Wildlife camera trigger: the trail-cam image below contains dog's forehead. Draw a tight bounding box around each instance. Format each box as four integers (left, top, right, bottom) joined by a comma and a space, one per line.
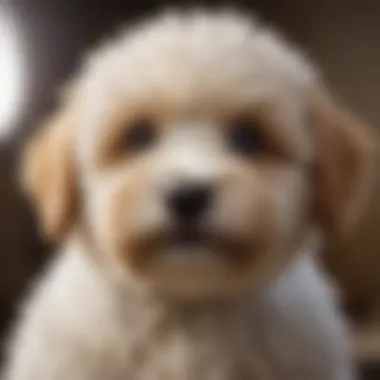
74, 11, 316, 165
83, 11, 316, 111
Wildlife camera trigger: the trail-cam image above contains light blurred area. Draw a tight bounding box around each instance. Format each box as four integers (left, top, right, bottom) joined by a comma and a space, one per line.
0, 0, 379, 377
0, 5, 26, 139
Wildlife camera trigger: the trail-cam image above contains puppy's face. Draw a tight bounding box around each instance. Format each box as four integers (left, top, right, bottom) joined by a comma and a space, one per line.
23, 12, 375, 297
81, 93, 310, 296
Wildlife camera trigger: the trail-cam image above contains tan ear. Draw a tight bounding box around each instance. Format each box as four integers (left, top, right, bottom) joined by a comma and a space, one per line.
310, 87, 376, 238
21, 102, 78, 242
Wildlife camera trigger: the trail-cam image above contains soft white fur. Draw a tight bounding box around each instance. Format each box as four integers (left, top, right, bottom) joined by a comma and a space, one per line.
3, 237, 354, 380
2, 9, 359, 380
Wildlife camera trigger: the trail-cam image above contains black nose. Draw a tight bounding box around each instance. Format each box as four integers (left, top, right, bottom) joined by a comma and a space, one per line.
167, 184, 213, 222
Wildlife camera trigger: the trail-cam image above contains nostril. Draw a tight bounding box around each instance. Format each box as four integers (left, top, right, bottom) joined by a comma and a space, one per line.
167, 184, 213, 222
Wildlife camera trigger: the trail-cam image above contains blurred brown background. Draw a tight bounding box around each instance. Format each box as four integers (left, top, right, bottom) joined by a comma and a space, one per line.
0, 0, 379, 377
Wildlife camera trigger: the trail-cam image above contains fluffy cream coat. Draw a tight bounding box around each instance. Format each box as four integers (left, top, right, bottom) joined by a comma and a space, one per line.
2, 9, 374, 380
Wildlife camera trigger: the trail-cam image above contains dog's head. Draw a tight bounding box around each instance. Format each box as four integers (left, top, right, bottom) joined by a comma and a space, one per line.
22, 11, 375, 297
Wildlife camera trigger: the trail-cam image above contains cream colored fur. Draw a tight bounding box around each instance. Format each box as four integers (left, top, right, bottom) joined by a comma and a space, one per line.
3, 238, 354, 380
2, 9, 374, 380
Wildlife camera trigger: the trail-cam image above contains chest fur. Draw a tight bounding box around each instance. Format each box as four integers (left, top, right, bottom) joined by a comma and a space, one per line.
86, 300, 295, 380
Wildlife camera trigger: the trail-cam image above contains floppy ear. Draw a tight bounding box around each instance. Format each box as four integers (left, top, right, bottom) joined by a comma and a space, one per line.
21, 101, 78, 243
310, 86, 376, 238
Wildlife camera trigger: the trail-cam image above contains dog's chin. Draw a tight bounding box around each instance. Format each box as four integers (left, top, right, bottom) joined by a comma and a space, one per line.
124, 227, 259, 298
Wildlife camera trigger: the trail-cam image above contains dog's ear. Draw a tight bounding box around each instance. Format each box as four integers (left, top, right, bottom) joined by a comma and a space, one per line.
21, 99, 79, 243
310, 86, 376, 239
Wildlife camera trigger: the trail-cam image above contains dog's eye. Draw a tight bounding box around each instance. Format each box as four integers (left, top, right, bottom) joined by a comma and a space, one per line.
228, 119, 267, 156
122, 120, 157, 153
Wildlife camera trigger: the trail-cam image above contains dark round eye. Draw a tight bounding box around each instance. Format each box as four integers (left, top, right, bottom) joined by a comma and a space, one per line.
122, 120, 157, 153
228, 119, 266, 156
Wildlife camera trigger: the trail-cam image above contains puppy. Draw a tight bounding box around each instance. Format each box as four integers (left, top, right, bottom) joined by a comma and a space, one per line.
2, 9, 374, 380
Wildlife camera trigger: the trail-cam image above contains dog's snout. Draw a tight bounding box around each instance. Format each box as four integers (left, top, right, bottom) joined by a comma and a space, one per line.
167, 184, 213, 222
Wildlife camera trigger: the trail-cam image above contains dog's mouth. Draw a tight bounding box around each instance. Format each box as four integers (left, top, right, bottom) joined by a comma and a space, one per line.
130, 224, 251, 264
170, 227, 209, 249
